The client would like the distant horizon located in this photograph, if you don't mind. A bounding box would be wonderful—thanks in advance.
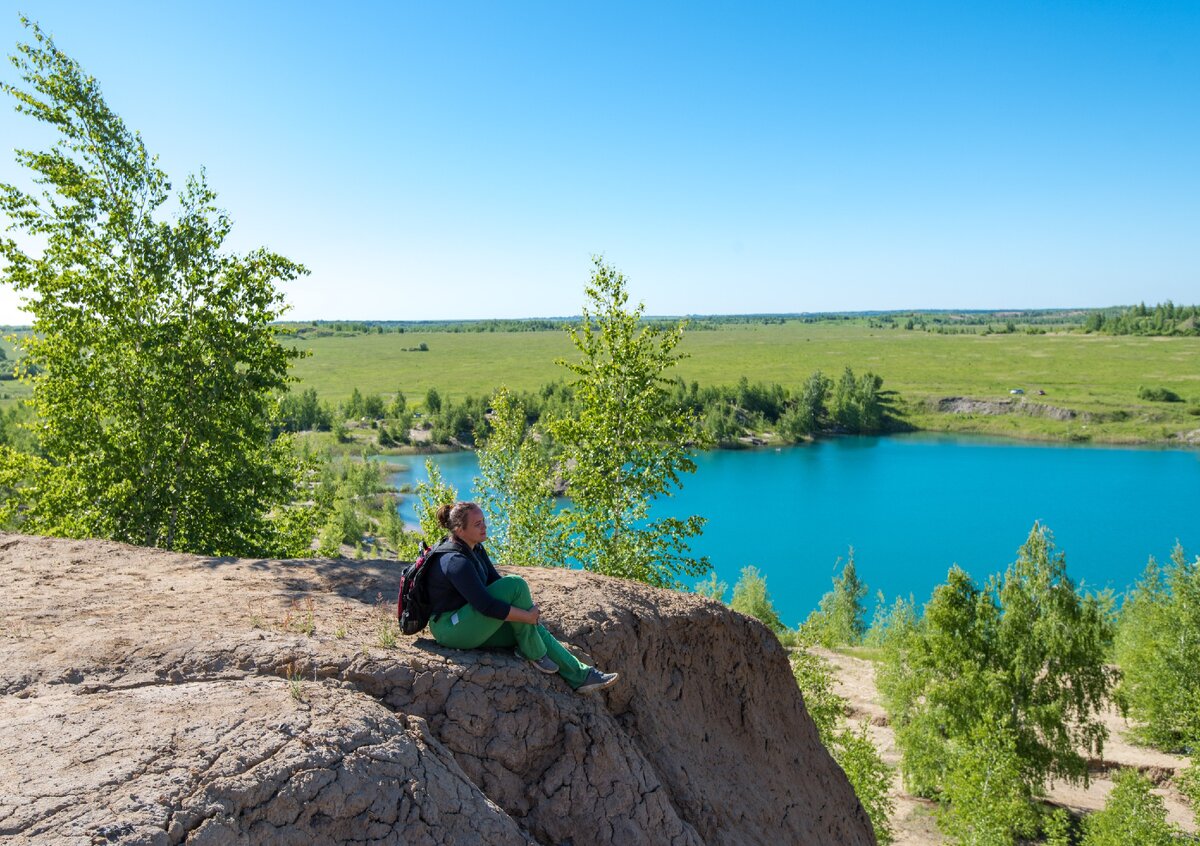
[2,302,1189,332]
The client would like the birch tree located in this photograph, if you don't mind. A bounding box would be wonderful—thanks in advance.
[0,20,309,555]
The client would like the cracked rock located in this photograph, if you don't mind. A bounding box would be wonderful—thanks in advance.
[0,532,874,845]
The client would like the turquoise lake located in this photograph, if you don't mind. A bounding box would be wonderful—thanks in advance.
[383,434,1200,628]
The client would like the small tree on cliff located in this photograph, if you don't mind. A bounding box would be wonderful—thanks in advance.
[730,566,785,632]
[548,258,709,588]
[0,20,310,555]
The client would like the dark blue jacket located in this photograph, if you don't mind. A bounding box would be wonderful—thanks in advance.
[426,538,510,620]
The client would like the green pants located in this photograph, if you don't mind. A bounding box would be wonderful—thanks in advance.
[429,574,591,688]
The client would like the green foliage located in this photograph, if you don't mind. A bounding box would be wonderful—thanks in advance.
[833,720,895,845]
[1084,301,1200,337]
[1042,808,1075,846]
[802,550,869,646]
[424,387,442,414]
[278,388,333,433]
[414,460,456,548]
[666,368,882,444]
[1081,768,1183,846]
[548,258,709,588]
[730,566,785,632]
[778,370,830,439]
[878,525,1117,814]
[937,718,1038,845]
[362,393,386,419]
[308,457,400,557]
[0,22,308,555]
[1139,385,1184,403]
[316,519,344,558]
[789,645,845,742]
[831,367,886,433]
[700,401,743,446]
[865,592,917,649]
[475,387,566,568]
[344,388,365,418]
[1115,543,1200,751]
[377,494,415,558]
[1178,759,1200,829]
[790,644,895,844]
[332,496,364,545]
[429,399,479,445]
[694,571,728,602]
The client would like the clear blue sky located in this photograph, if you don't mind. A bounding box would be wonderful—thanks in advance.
[1,1,1197,323]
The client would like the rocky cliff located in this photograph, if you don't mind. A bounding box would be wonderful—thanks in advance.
[0,533,875,845]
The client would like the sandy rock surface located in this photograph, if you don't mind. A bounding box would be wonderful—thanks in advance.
[0,533,874,845]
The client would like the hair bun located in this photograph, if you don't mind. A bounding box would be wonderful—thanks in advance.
[436,503,453,529]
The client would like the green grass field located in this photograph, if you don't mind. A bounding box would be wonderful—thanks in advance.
[4,322,1197,444]
[284,323,1200,444]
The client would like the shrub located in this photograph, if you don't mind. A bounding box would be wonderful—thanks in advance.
[1042,808,1075,846]
[802,550,868,646]
[731,566,785,632]
[1081,768,1182,846]
[833,720,895,845]
[694,571,728,602]
[790,644,895,844]
[1139,385,1183,402]
[1177,760,1200,829]
[363,394,386,419]
[414,460,456,546]
[1114,544,1200,751]
[937,718,1038,845]
[316,518,343,558]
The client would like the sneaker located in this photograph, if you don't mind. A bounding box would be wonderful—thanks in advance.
[517,648,558,674]
[575,668,619,694]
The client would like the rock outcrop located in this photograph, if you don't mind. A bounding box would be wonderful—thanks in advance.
[935,396,1081,421]
[0,533,874,845]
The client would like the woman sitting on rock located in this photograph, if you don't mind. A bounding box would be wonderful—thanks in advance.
[425,500,619,694]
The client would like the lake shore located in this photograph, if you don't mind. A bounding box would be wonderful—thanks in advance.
[325,405,1200,460]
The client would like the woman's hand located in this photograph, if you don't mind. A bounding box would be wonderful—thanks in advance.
[506,604,540,625]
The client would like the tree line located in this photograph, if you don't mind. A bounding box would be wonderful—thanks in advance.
[1084,301,1200,336]
[277,365,894,450]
